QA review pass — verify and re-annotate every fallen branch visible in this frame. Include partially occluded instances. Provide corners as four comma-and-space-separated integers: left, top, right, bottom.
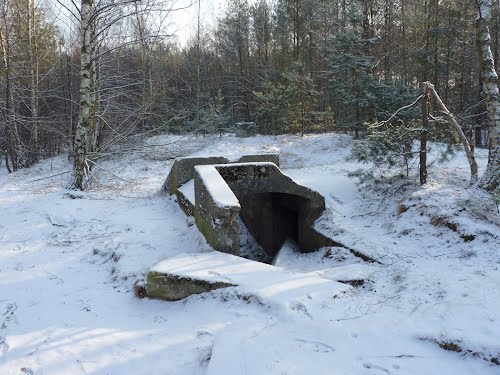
87, 160, 132, 183
29, 170, 72, 182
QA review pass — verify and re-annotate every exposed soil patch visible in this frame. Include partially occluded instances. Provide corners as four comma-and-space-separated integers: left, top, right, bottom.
338, 279, 366, 288
421, 337, 500, 366
431, 216, 458, 232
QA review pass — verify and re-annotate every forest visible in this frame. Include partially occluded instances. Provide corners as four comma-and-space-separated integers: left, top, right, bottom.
1, 2, 500, 374
0, 0, 499, 191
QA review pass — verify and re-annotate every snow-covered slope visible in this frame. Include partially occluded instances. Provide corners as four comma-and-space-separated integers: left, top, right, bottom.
0, 133, 498, 375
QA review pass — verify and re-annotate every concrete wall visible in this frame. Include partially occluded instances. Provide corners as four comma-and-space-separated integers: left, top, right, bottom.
194, 165, 241, 255
163, 153, 280, 195
164, 156, 227, 195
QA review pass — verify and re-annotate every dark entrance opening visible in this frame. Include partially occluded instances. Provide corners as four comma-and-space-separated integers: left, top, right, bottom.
238, 192, 309, 260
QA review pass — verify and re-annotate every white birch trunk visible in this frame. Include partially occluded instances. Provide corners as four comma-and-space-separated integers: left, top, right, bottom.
72, 0, 95, 190
477, 0, 500, 191
89, 17, 99, 155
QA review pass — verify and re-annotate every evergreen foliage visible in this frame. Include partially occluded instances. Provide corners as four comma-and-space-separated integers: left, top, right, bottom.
0, 0, 497, 191
351, 98, 461, 182
254, 62, 319, 134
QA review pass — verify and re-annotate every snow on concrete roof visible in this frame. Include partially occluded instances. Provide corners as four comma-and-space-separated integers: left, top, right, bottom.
150, 251, 351, 305
195, 165, 240, 208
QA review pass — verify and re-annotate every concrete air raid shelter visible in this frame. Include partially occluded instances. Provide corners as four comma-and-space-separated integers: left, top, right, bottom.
163, 154, 335, 259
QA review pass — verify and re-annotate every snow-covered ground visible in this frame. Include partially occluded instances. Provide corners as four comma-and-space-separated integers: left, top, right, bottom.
0, 133, 498, 375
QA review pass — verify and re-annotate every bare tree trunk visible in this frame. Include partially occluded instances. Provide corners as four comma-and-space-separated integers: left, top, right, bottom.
476, 0, 500, 191
382, 0, 390, 78
60, 45, 73, 155
72, 0, 95, 190
134, 3, 153, 130
424, 81, 479, 183
0, 16, 20, 171
401, 0, 408, 85
4, 151, 10, 173
195, 0, 201, 129
420, 84, 430, 185
475, 76, 485, 147
432, 0, 439, 90
27, 0, 39, 166
89, 21, 100, 155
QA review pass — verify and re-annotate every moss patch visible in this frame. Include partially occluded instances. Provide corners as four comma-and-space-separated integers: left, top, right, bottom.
146, 271, 235, 301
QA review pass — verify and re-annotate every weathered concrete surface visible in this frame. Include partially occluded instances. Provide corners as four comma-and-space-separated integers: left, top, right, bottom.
215, 162, 328, 256
176, 190, 195, 216
164, 154, 279, 236
163, 153, 279, 195
164, 154, 331, 258
238, 153, 279, 166
194, 165, 241, 255
164, 156, 227, 195
146, 271, 235, 301
146, 251, 351, 302
176, 179, 195, 216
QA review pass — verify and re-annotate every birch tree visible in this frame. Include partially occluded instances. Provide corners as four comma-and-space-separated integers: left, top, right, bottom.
71, 0, 95, 190
476, 0, 500, 191
67, 0, 184, 190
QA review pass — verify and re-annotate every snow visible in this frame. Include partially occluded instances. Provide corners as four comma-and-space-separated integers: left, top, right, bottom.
0, 132, 499, 375
206, 320, 490, 375
150, 251, 350, 308
195, 165, 240, 208
178, 153, 278, 163
178, 178, 195, 205
184, 162, 280, 208
480, 2, 490, 20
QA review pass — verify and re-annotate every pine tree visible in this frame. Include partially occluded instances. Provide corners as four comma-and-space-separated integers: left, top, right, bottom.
254, 62, 318, 135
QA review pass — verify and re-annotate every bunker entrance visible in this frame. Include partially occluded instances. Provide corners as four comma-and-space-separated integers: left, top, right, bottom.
239, 192, 310, 260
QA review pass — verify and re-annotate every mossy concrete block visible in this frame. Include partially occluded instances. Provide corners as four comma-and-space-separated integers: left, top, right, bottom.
146, 252, 352, 303
146, 271, 235, 301
176, 188, 195, 216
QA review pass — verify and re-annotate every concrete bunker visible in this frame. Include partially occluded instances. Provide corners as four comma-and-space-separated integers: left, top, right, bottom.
239, 192, 308, 258
146, 154, 373, 302
164, 155, 334, 261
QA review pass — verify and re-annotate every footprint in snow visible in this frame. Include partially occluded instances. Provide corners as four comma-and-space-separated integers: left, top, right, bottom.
295, 338, 335, 353
362, 362, 390, 374
329, 193, 344, 205
196, 331, 213, 339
